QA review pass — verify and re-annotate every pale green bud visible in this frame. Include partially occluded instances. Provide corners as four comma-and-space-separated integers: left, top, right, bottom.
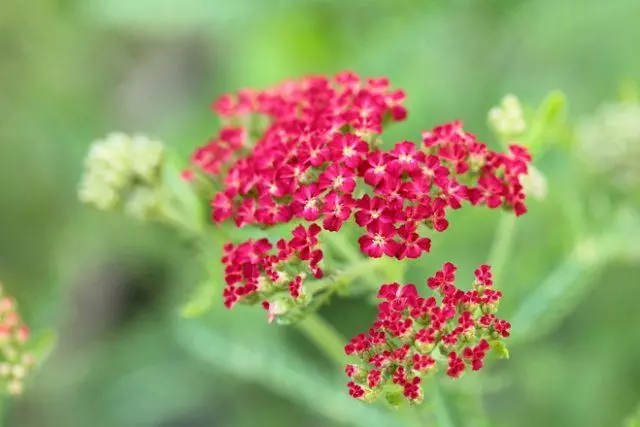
521, 165, 548, 201
489, 94, 526, 137
124, 187, 162, 220
78, 132, 166, 218
130, 135, 164, 183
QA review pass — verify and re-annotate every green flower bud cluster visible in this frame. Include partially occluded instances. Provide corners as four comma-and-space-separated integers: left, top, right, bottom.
78, 133, 165, 219
488, 94, 526, 138
577, 102, 640, 189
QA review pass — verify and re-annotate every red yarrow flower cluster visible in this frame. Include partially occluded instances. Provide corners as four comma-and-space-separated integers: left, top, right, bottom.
344, 263, 510, 404
222, 224, 324, 323
192, 72, 531, 265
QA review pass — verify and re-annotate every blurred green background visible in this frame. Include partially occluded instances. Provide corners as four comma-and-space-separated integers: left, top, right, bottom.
1, 0, 639, 426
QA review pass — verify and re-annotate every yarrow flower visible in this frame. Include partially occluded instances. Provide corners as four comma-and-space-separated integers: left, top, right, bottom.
0, 282, 35, 396
344, 263, 510, 404
221, 224, 324, 323
194, 72, 532, 272
78, 133, 165, 219
78, 71, 532, 406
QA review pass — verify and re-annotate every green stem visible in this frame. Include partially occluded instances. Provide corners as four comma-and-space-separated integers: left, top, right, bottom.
487, 212, 517, 286
306, 257, 385, 295
323, 231, 381, 289
432, 380, 456, 427
296, 312, 349, 366
0, 396, 6, 426
296, 313, 425, 427
400, 406, 426, 427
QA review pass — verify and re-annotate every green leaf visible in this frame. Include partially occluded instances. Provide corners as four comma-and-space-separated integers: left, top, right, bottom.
511, 255, 605, 344
618, 79, 639, 104
179, 279, 217, 318
624, 402, 640, 427
173, 318, 397, 427
25, 329, 58, 368
523, 90, 568, 154
384, 388, 404, 408
161, 149, 205, 234
490, 340, 510, 359
512, 206, 640, 344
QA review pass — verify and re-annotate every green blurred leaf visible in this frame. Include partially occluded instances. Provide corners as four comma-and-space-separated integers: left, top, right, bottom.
174, 317, 397, 427
511, 207, 638, 344
180, 279, 217, 318
490, 340, 510, 359
162, 150, 205, 234
624, 403, 640, 427
523, 90, 568, 154
26, 329, 58, 369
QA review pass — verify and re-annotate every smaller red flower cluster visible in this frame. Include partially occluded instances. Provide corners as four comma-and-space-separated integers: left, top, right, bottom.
0, 289, 35, 396
344, 263, 510, 404
221, 224, 324, 322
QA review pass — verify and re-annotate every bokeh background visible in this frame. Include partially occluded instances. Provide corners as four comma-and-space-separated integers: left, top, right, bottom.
1, 0, 640, 426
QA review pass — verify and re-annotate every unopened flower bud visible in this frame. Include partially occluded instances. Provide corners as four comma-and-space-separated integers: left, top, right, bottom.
11, 364, 26, 379
7, 379, 23, 396
124, 187, 161, 220
21, 354, 34, 367
521, 165, 548, 201
489, 94, 526, 137
130, 135, 164, 183
0, 298, 14, 312
0, 363, 11, 376
78, 133, 166, 218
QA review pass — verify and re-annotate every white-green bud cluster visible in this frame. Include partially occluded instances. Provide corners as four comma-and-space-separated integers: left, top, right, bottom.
78, 133, 165, 219
488, 94, 526, 137
521, 165, 548, 201
577, 102, 640, 189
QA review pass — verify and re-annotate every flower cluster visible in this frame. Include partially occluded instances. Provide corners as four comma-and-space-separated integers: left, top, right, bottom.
79, 133, 165, 219
344, 263, 510, 404
0, 283, 35, 396
222, 224, 324, 323
197, 72, 532, 326
193, 72, 531, 265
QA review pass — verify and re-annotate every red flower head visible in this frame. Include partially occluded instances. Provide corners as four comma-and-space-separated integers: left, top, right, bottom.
344, 263, 511, 404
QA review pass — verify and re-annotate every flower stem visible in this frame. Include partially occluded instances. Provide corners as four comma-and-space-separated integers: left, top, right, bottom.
432, 380, 456, 427
296, 312, 350, 366
487, 212, 517, 286
297, 313, 426, 427
306, 257, 385, 295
